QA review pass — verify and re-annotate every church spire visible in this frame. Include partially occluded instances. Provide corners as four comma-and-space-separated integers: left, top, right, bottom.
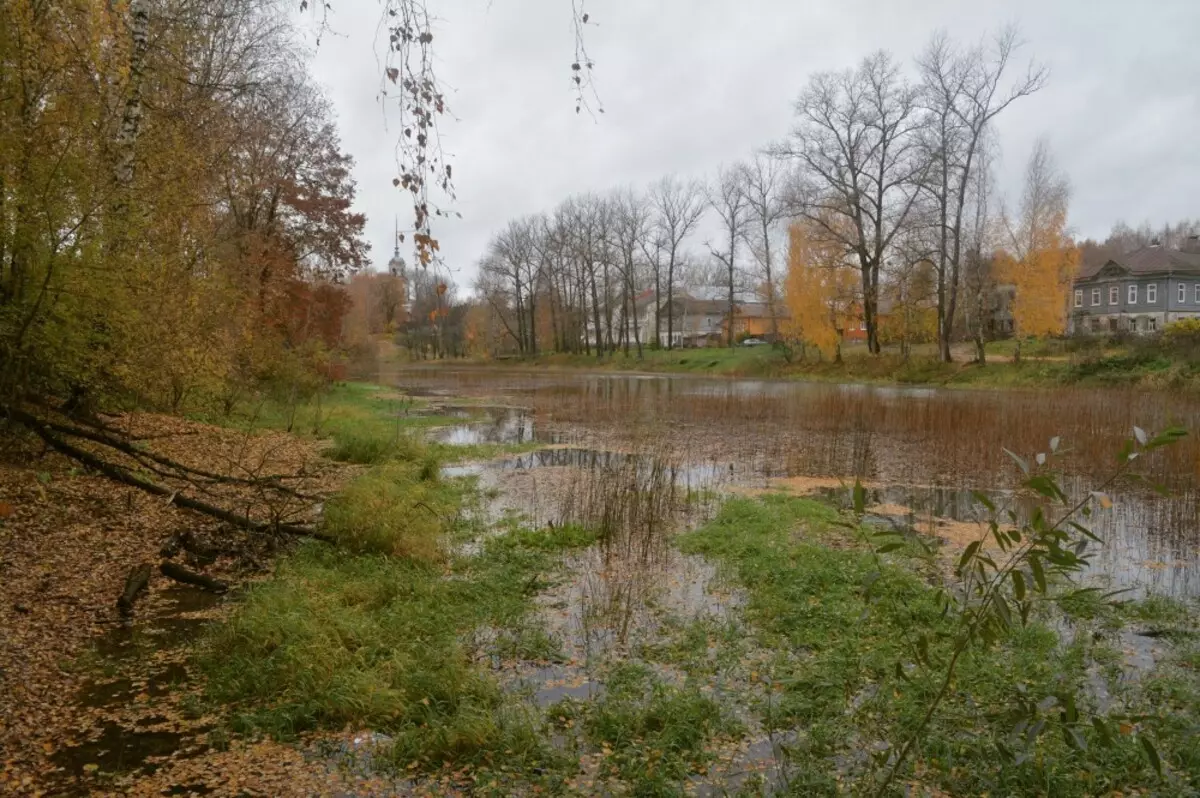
387, 216, 406, 277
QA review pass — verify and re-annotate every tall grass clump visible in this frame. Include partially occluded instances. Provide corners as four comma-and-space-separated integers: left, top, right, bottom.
321, 462, 453, 560
198, 545, 555, 771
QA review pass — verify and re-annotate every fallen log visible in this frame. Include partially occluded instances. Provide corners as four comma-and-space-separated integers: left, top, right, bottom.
160, 561, 228, 593
117, 563, 153, 617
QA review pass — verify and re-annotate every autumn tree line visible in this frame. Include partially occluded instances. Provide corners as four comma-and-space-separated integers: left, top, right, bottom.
1, 0, 370, 422
469, 28, 1103, 363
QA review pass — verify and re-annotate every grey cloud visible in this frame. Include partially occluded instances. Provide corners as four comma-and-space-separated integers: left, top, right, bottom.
306, 0, 1200, 287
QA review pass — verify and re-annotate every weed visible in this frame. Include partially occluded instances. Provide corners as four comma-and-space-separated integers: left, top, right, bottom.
321, 463, 455, 560
198, 532, 567, 772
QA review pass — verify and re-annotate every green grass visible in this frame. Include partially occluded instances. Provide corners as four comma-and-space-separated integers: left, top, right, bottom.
321, 462, 458, 559
549, 661, 741, 796
476, 339, 1200, 391
198, 519, 599, 782
677, 493, 1200, 796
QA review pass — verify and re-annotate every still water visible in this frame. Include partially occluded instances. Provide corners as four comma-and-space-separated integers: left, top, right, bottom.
404, 367, 1200, 598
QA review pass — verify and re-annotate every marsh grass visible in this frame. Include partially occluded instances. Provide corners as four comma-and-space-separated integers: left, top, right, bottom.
678, 493, 1200, 796
549, 661, 740, 793
198, 519, 602, 777
321, 463, 458, 559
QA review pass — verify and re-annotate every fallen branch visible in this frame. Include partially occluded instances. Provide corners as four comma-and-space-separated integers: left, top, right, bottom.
117, 563, 153, 617
11, 408, 333, 543
31, 413, 317, 501
160, 561, 228, 593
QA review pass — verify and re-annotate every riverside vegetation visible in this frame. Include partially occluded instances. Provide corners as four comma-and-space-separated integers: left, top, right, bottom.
170, 380, 1198, 796
464, 325, 1200, 392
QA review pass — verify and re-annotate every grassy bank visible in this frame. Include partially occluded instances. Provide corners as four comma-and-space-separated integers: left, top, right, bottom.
467, 340, 1200, 390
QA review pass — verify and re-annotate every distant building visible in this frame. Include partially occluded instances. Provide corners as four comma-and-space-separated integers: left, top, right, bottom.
721, 302, 785, 342
1068, 237, 1200, 335
387, 218, 409, 315
634, 288, 776, 347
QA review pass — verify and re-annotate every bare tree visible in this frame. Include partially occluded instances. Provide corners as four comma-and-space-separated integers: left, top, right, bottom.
962, 133, 999, 364
707, 164, 749, 348
918, 27, 1048, 362
780, 51, 926, 354
649, 176, 706, 349
741, 154, 788, 339
611, 188, 651, 359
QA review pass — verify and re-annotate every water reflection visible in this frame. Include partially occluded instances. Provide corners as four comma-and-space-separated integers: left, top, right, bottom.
430, 406, 566, 446
409, 367, 1200, 598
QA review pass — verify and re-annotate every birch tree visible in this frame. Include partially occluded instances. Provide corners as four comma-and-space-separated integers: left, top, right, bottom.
917, 27, 1047, 362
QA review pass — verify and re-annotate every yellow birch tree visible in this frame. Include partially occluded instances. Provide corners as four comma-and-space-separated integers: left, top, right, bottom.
996, 140, 1080, 349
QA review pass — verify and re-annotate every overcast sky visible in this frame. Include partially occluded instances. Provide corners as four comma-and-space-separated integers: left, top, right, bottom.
305, 0, 1199, 288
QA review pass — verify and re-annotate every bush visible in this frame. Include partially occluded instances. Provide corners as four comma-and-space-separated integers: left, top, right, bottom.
322, 463, 452, 560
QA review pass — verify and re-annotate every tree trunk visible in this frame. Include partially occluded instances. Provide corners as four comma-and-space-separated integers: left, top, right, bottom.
666, 254, 676, 350
117, 563, 153, 617
160, 562, 228, 593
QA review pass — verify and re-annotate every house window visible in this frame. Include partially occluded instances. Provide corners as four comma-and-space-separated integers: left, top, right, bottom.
1147, 284, 1157, 303
1195, 284, 1200, 303
1074, 289, 1083, 308
1181, 283, 1188, 303
1128, 285, 1138, 305
1091, 288, 1101, 305
1109, 285, 1119, 305
1147, 317, 1157, 332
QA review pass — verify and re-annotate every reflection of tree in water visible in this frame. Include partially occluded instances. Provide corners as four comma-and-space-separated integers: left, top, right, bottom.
850, 417, 877, 482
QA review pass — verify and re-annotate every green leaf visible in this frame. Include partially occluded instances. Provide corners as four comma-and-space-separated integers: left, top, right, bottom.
1004, 448, 1030, 476
852, 479, 867, 514
1064, 726, 1088, 751
1027, 474, 1065, 502
1029, 555, 1047, 593
971, 490, 996, 512
994, 593, 1013, 628
876, 542, 905, 554
1140, 734, 1163, 777
957, 540, 981, 574
1012, 570, 1026, 601
1147, 425, 1187, 450
1092, 717, 1114, 746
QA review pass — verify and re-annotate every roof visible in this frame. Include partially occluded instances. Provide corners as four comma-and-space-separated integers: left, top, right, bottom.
1077, 245, 1200, 280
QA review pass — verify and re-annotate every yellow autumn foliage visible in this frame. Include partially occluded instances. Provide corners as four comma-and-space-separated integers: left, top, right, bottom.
996, 206, 1080, 338
783, 222, 857, 358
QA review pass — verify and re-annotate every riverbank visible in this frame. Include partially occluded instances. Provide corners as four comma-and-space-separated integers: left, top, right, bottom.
448, 340, 1200, 391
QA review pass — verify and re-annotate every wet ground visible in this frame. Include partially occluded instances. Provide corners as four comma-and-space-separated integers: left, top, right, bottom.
50, 587, 223, 794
